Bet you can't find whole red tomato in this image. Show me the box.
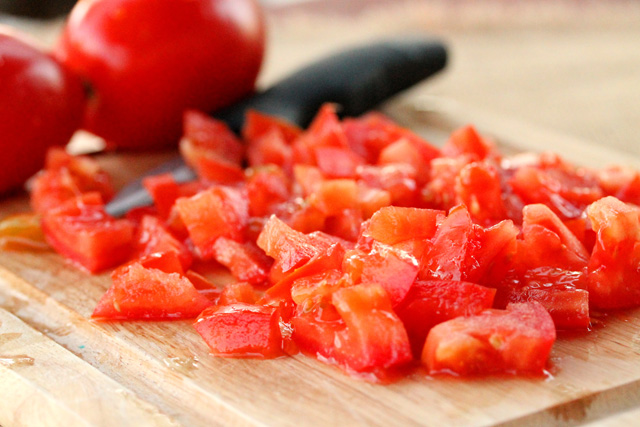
[55,0,266,150]
[0,29,85,195]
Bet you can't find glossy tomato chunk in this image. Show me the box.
[343,242,418,307]
[93,258,212,320]
[587,197,640,309]
[31,148,114,215]
[332,284,412,373]
[41,193,134,273]
[395,280,496,356]
[212,237,272,286]
[362,206,443,245]
[175,186,248,259]
[292,284,412,376]
[194,303,283,358]
[131,215,192,270]
[423,302,555,376]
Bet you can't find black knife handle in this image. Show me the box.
[215,36,447,133]
[105,36,447,217]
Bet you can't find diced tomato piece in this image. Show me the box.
[246,128,293,170]
[357,164,419,207]
[597,165,640,205]
[331,284,412,373]
[142,174,181,219]
[356,183,391,220]
[363,206,444,245]
[519,204,590,271]
[242,109,302,144]
[508,153,603,220]
[246,166,291,217]
[421,157,468,211]
[181,109,244,166]
[257,215,325,273]
[315,146,364,178]
[468,219,519,284]
[134,251,185,275]
[41,193,134,273]
[343,112,439,165]
[92,261,212,320]
[195,156,245,184]
[175,186,248,259]
[441,125,498,161]
[501,267,590,330]
[131,215,192,270]
[587,197,640,309]
[212,237,271,285]
[194,303,283,358]
[343,242,418,306]
[292,104,348,165]
[218,281,259,305]
[290,268,346,310]
[395,280,496,355]
[423,302,556,376]
[311,179,359,216]
[378,138,428,174]
[294,164,324,197]
[419,205,475,281]
[31,148,114,214]
[291,307,346,364]
[265,243,347,301]
[455,161,506,225]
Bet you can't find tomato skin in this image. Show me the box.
[55,0,265,149]
[0,31,85,194]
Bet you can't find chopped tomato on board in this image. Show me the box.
[586,196,640,309]
[27,104,640,382]
[41,193,134,273]
[194,303,283,358]
[423,302,555,376]
[92,252,212,320]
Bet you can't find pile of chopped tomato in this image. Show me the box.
[23,104,640,381]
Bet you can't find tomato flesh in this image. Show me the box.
[423,302,555,375]
[194,303,283,358]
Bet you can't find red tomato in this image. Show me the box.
[395,280,496,356]
[41,193,134,273]
[218,282,259,305]
[175,186,249,259]
[212,237,272,286]
[30,148,114,215]
[55,0,265,149]
[292,284,412,376]
[194,303,283,358]
[0,31,84,194]
[93,257,212,320]
[423,302,556,376]
[130,215,193,270]
[587,197,640,309]
[343,242,419,307]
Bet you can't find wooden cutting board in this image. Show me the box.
[2,98,640,427]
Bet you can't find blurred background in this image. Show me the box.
[1,0,639,161]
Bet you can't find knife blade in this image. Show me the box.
[105,36,447,217]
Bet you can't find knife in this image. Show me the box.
[105,36,447,217]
